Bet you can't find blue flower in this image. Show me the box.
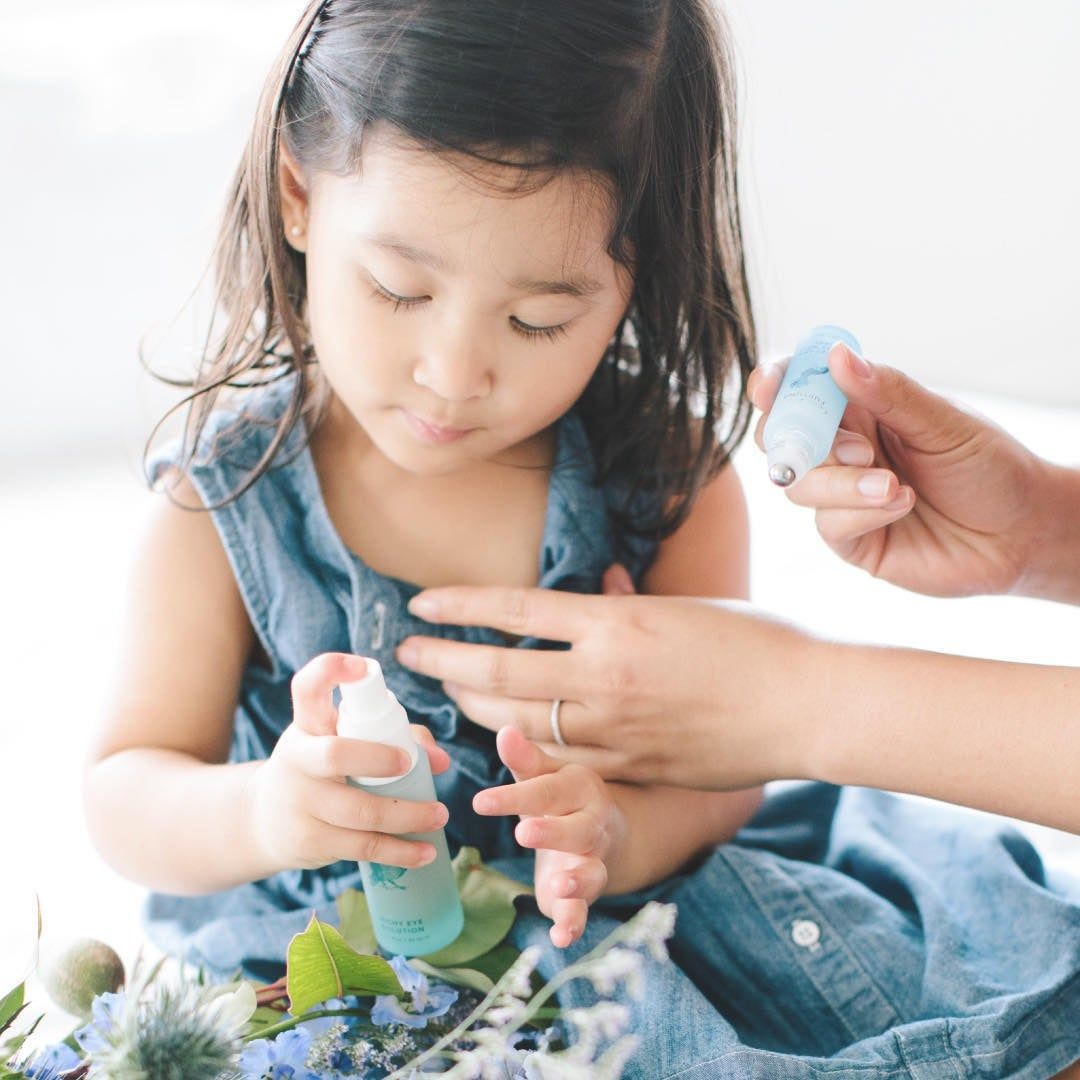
[370,957,458,1030]
[24,1042,82,1078]
[73,989,127,1054]
[239,1026,322,1079]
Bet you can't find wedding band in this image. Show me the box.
[549,698,567,746]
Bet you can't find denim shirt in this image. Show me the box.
[144,381,658,959]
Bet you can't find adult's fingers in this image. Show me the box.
[814,494,917,550]
[445,683,597,745]
[313,779,449,836]
[746,358,787,412]
[396,635,574,702]
[785,466,902,510]
[827,344,974,452]
[406,586,595,642]
[753,408,875,467]
[291,653,368,735]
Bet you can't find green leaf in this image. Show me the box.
[420,847,532,967]
[1,1011,43,1060]
[286,916,404,1016]
[0,986,24,1038]
[336,889,378,955]
[411,943,523,994]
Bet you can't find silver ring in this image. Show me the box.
[549,698,567,746]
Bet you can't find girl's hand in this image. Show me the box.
[246,653,452,875]
[474,727,619,948]
[749,344,1057,598]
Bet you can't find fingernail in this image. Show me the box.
[884,489,912,511]
[834,437,872,466]
[434,804,449,827]
[847,350,872,378]
[856,473,891,499]
[397,751,413,772]
[473,793,494,813]
[408,594,439,619]
[343,654,367,675]
[419,845,436,865]
[396,643,418,667]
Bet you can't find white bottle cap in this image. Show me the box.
[337,659,417,786]
[766,432,814,488]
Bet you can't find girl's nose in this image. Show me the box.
[412,335,493,403]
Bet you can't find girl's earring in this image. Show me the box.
[289,225,303,238]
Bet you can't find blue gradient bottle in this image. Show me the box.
[337,661,464,956]
[763,325,862,487]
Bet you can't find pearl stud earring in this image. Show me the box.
[290,225,303,237]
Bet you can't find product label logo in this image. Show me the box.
[369,863,408,890]
[790,365,829,390]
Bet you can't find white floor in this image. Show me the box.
[2,388,1079,1032]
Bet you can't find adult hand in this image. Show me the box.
[397,588,819,790]
[749,344,1065,598]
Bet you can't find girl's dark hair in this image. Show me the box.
[150,0,756,534]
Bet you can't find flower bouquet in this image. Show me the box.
[3,849,675,1078]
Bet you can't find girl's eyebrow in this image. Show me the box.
[356,230,604,298]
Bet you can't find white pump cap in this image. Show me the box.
[337,659,417,786]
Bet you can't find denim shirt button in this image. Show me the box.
[791,918,822,950]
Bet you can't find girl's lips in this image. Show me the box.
[401,409,476,444]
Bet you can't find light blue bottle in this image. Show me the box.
[763,324,863,487]
[337,661,464,956]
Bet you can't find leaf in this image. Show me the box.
[411,943,523,994]
[286,916,404,1016]
[336,889,378,955]
[420,848,533,967]
[0,986,24,1038]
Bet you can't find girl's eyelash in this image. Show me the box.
[369,281,570,343]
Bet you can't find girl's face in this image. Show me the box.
[280,124,634,476]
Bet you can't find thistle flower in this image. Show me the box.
[22,1041,82,1078]
[74,977,255,1080]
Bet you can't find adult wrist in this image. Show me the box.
[1015,461,1080,605]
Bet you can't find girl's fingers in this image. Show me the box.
[291,653,368,736]
[410,724,451,775]
[550,897,588,948]
[515,808,604,856]
[814,492,917,549]
[297,733,413,780]
[312,780,449,836]
[495,724,562,783]
[552,859,608,904]
[474,770,583,818]
[318,823,437,869]
[785,466,901,510]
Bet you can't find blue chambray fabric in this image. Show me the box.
[143,382,1080,1078]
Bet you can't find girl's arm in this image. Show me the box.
[84,474,444,895]
[83,472,275,893]
[599,463,764,895]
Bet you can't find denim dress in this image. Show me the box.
[145,384,1080,1078]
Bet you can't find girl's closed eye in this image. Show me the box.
[368,274,573,343]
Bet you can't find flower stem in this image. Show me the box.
[242,1006,373,1043]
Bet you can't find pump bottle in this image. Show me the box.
[763,325,862,487]
[337,660,464,956]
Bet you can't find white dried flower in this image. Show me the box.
[577,948,643,998]
[620,901,677,962]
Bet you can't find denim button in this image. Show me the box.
[791,918,821,949]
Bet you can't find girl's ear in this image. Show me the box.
[278,141,311,253]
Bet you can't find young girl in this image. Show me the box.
[84,2,1080,1077]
